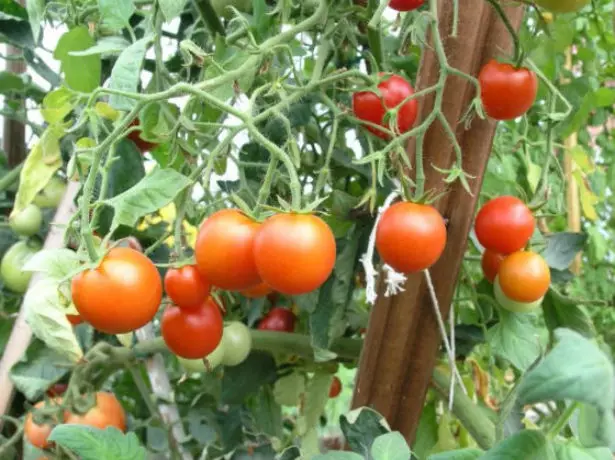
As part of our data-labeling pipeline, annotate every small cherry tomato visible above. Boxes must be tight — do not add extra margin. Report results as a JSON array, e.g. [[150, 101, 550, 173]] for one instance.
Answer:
[[241, 282, 273, 299], [376, 202, 447, 273], [24, 398, 65, 449], [67, 314, 84, 326], [161, 298, 224, 359], [178, 339, 225, 373], [65, 392, 126, 432], [127, 119, 157, 153], [254, 213, 336, 295], [164, 265, 211, 310], [1, 240, 42, 293], [9, 204, 43, 237], [389, 0, 424, 11], [195, 209, 261, 291], [475, 196, 535, 255], [46, 383, 68, 397], [479, 60, 538, 120], [258, 307, 296, 333], [498, 251, 551, 303], [329, 376, 342, 398], [352, 74, 418, 139], [494, 277, 543, 313], [33, 176, 67, 209], [221, 322, 252, 367], [481, 250, 506, 283]]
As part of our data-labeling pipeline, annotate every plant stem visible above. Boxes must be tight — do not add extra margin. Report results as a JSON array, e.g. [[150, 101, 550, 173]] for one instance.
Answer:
[[484, 0, 523, 66], [0, 163, 23, 192], [366, 0, 385, 69], [173, 189, 189, 258], [547, 402, 579, 439], [128, 365, 160, 419], [192, 0, 225, 36]]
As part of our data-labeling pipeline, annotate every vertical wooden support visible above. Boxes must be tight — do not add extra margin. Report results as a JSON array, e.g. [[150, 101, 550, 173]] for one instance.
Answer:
[[2, 43, 27, 166], [352, 1, 525, 443]]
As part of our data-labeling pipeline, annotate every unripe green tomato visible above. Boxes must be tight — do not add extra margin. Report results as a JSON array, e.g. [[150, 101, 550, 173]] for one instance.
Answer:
[[33, 177, 67, 208], [494, 277, 543, 313], [534, 0, 589, 13], [211, 0, 252, 19], [9, 204, 43, 237], [1, 240, 42, 293], [178, 340, 225, 373], [221, 322, 252, 367]]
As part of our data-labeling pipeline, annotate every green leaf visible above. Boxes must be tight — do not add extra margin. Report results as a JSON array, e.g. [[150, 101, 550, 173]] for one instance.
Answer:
[[482, 430, 555, 460], [251, 386, 283, 438], [98, 0, 134, 31], [572, 403, 615, 449], [104, 168, 191, 230], [0, 70, 24, 94], [542, 291, 594, 338], [486, 309, 545, 371], [139, 101, 179, 143], [25, 0, 44, 43], [221, 351, 277, 404], [370, 432, 411, 460], [158, 0, 187, 21], [273, 371, 305, 407], [413, 401, 438, 459], [23, 278, 83, 363], [427, 448, 483, 460], [587, 227, 608, 264], [517, 329, 614, 412], [69, 36, 131, 57], [553, 441, 612, 460], [0, 0, 28, 20], [48, 425, 146, 460], [313, 454, 363, 460], [543, 233, 587, 271], [41, 87, 74, 124], [53, 26, 100, 92], [340, 407, 391, 456], [23, 249, 82, 280], [297, 371, 334, 457], [109, 36, 151, 110]]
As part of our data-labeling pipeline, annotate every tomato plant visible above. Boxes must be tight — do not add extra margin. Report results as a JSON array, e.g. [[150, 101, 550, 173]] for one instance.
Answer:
[[32, 176, 66, 209], [0, 240, 41, 293], [64, 392, 126, 432], [211, 0, 252, 18], [164, 264, 210, 310], [498, 251, 551, 303], [126, 119, 157, 153], [24, 399, 64, 449], [258, 307, 296, 333], [220, 322, 252, 367], [9, 204, 43, 237]]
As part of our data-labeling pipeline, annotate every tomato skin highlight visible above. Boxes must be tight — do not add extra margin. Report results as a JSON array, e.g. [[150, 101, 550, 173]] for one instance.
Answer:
[[71, 247, 163, 334], [254, 214, 336, 295], [161, 298, 224, 359], [258, 307, 296, 333], [479, 60, 538, 120], [352, 74, 418, 139], [195, 209, 261, 291], [376, 202, 447, 273], [164, 265, 211, 310], [389, 0, 424, 11], [481, 250, 506, 283], [498, 251, 551, 303], [65, 392, 126, 432], [241, 282, 273, 299], [475, 196, 535, 255], [329, 376, 342, 398]]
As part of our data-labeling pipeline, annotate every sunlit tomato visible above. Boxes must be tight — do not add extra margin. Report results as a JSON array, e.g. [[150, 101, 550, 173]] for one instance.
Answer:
[[389, 0, 424, 11], [164, 265, 210, 310], [481, 250, 506, 283], [71, 247, 162, 334], [24, 399, 65, 449], [479, 60, 538, 120], [67, 314, 84, 326], [535, 0, 589, 13], [329, 376, 342, 398], [221, 322, 252, 367], [475, 196, 535, 255], [498, 251, 551, 303], [258, 307, 296, 332], [46, 383, 68, 397], [33, 176, 67, 209], [195, 209, 261, 291], [178, 340, 225, 373], [376, 202, 447, 273], [254, 214, 336, 295], [1, 240, 42, 293], [241, 282, 273, 299], [494, 277, 543, 313], [65, 392, 126, 432], [352, 74, 418, 139], [10, 204, 43, 237], [161, 298, 224, 359], [127, 119, 157, 153]]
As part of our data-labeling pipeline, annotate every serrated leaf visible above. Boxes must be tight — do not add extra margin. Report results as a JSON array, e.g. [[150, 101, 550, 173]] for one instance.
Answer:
[[69, 36, 131, 57], [24, 278, 83, 363], [542, 291, 594, 338], [158, 0, 187, 21], [25, 0, 44, 43], [104, 168, 191, 229], [53, 26, 100, 93], [341, 407, 391, 456], [543, 232, 587, 271], [370, 432, 411, 460], [23, 249, 82, 280], [109, 36, 151, 110], [273, 372, 305, 407], [482, 430, 555, 460], [98, 0, 134, 31], [40, 87, 74, 124], [48, 425, 146, 460], [221, 351, 277, 404], [574, 171, 599, 221]]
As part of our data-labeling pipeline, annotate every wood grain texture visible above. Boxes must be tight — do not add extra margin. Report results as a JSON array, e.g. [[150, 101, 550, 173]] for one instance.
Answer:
[[352, 0, 525, 443]]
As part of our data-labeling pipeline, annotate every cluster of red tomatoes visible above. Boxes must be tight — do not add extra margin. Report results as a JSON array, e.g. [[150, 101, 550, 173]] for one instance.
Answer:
[[476, 196, 551, 312]]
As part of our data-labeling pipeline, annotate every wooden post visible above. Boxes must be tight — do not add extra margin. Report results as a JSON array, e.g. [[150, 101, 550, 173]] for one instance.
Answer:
[[352, 1, 525, 443]]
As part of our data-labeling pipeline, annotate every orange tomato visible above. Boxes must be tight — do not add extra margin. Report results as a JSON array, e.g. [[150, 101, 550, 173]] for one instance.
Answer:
[[164, 264, 210, 310], [241, 282, 273, 299], [195, 209, 261, 291], [498, 251, 551, 303], [65, 392, 126, 432], [481, 250, 506, 283], [254, 214, 336, 295], [24, 399, 65, 449], [329, 376, 342, 398], [71, 247, 162, 334], [66, 314, 84, 326]]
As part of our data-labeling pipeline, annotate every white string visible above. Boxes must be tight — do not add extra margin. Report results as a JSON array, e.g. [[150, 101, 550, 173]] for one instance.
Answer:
[[383, 264, 407, 297], [423, 269, 467, 401]]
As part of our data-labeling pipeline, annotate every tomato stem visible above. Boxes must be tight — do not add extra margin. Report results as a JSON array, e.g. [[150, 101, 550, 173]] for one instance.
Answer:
[[484, 0, 524, 67]]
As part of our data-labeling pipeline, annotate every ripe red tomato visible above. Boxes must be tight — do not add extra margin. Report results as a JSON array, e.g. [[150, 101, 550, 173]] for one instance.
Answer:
[[329, 376, 342, 398], [47, 383, 68, 397], [498, 251, 551, 303], [161, 298, 224, 359], [127, 119, 157, 153], [195, 209, 261, 291], [254, 214, 336, 295], [66, 314, 84, 326], [352, 74, 418, 139], [164, 265, 210, 310], [376, 202, 447, 273], [65, 392, 126, 432], [475, 196, 535, 255], [479, 60, 538, 120], [257, 307, 296, 332], [481, 250, 506, 283], [71, 247, 163, 334], [241, 282, 273, 299], [24, 399, 65, 449], [389, 0, 424, 11]]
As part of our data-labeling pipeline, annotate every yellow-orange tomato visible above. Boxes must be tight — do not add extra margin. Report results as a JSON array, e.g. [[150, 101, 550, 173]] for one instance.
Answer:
[[71, 247, 162, 334], [498, 251, 551, 303], [65, 392, 126, 432], [254, 214, 336, 295], [481, 250, 506, 283], [241, 282, 273, 299], [195, 209, 261, 291], [24, 399, 65, 449]]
